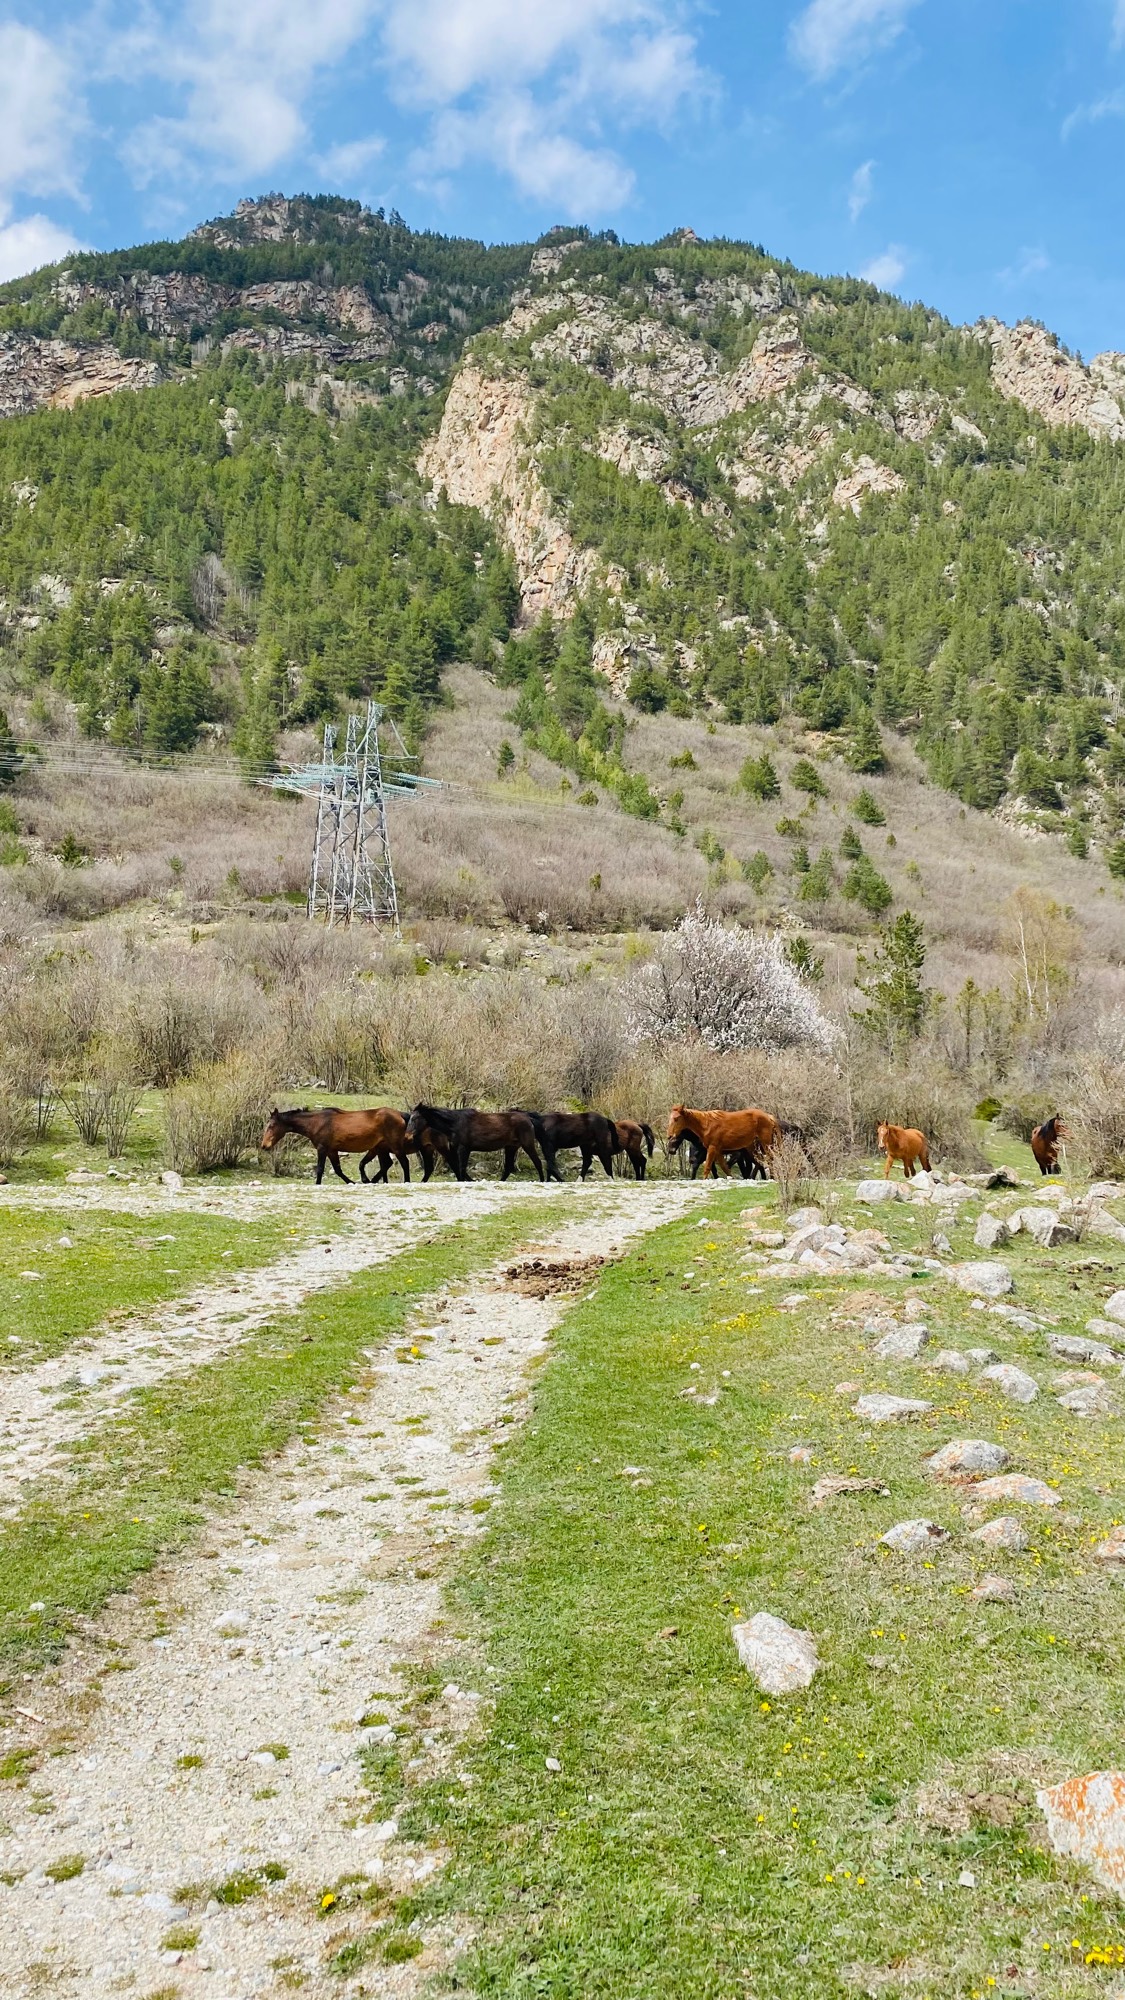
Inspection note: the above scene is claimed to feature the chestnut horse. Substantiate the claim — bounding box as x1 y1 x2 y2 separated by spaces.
1031 1113 1069 1176
259 1106 436 1186
666 1104 781 1179
876 1121 931 1178
612 1118 657 1181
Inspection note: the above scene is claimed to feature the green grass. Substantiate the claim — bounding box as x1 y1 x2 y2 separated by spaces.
0 1204 543 1671
0 1205 310 1366
405 1189 1125 1999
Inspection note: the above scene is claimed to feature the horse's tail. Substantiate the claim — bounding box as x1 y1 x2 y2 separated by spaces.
640 1122 656 1156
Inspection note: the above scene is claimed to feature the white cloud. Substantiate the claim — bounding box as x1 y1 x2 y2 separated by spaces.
790 0 922 79
420 94 635 211
997 245 1049 286
315 135 387 187
0 23 84 202
848 157 874 222
860 243 906 288
1061 88 1125 142
0 210 88 283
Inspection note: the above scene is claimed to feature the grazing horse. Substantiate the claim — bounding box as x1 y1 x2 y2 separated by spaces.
666 1104 782 1180
523 1110 615 1182
405 1104 544 1182
612 1118 658 1181
259 1106 435 1186
1031 1113 1069 1176
876 1121 931 1179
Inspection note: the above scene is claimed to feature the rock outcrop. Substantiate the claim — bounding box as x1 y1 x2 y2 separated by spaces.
831 454 905 514
983 320 1125 441
0 335 162 420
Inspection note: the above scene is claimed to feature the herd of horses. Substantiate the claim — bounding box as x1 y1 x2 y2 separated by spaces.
259 1100 1072 1186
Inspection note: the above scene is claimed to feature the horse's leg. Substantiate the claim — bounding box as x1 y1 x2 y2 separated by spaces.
329 1151 352 1183
358 1149 376 1183
315 1150 327 1186
883 1154 891 1178
525 1141 545 1183
501 1147 515 1181
598 1142 614 1178
703 1146 726 1178
397 1149 411 1183
579 1148 592 1180
544 1144 563 1183
455 1146 470 1182
633 1147 646 1181
375 1150 393 1183
420 1146 434 1183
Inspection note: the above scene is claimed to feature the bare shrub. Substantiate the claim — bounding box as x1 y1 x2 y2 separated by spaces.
0 1074 34 1167
847 1054 989 1172
164 1055 269 1174
995 1097 1043 1143
303 991 388 1093
1067 1059 1125 1179
63 1075 106 1147
768 1131 819 1218
626 905 836 1056
556 985 628 1105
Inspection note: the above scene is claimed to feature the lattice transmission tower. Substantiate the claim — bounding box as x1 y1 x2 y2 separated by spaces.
270 701 437 932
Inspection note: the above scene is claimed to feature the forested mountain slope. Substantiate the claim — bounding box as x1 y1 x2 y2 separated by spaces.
2 195 1125 875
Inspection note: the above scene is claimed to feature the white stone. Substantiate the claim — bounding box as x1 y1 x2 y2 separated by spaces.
160 1170 185 1191
965 1348 999 1366
880 1518 951 1553
1059 1383 1117 1418
853 1393 933 1423
969 1514 1029 1551
971 1574 1017 1603
1087 1318 1125 1348
1049 1332 1119 1368
212 1609 249 1638
953 1261 1013 1298
1089 1183 1123 1204
927 1438 1010 1479
873 1326 930 1361
855 1181 905 1203
974 1214 1010 1251
979 1363 1039 1404
732 1612 819 1693
1015 1207 1075 1249
929 1349 970 1375
1103 1291 1125 1327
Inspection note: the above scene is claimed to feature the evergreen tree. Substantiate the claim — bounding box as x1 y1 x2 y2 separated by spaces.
856 911 929 1047
0 709 22 786
848 706 886 773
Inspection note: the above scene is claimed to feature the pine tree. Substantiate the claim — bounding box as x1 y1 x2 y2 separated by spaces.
855 911 929 1047
0 709 22 787
848 706 886 773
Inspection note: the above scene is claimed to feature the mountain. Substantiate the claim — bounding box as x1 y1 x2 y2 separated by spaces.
3 194 1125 873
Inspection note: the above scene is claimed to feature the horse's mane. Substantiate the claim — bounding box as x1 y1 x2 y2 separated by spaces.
411 1103 462 1131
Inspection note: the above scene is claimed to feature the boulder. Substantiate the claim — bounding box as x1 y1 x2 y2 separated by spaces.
873 1326 930 1361
160 1169 185 1191
1089 1182 1123 1204
908 1170 936 1195
968 1514 1029 1551
1037 1772 1125 1895
1048 1332 1119 1368
982 1166 1020 1189
927 1438 1011 1479
1103 1291 1125 1328
732 1613 819 1694
1014 1206 1075 1249
929 1349 971 1375
1094 1525 1125 1565
880 1518 951 1553
1087 1318 1125 1349
952 1261 1014 1298
972 1474 1061 1508
788 1222 845 1255
978 1363 1039 1404
903 1297 930 1321
965 1347 999 1366
974 1214 1010 1251
863 1315 899 1337
855 1180 906 1203
971 1574 1017 1603
786 1206 823 1230
852 1393 933 1423
1058 1383 1117 1418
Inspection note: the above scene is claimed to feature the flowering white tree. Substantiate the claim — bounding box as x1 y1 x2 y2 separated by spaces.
625 906 837 1056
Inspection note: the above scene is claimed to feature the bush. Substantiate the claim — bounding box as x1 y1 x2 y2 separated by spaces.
798 850 835 903
1069 1059 1125 1178
739 753 780 801
164 1055 268 1174
843 854 893 915
625 904 837 1056
995 1097 1044 1143
790 757 827 799
0 1074 34 1167
848 1055 989 1171
852 788 886 826
741 851 772 890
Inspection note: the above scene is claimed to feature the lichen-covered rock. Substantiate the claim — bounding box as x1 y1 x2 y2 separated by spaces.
927 1438 1010 1479
928 1349 971 1375
971 1574 1018 1603
1037 1771 1125 1894
974 1213 1010 1252
732 1613 819 1693
1102 1291 1125 1328
873 1326 930 1361
1048 1332 1119 1368
1058 1382 1117 1418
972 1474 1061 1508
969 1514 1029 1551
1094 1525 1125 1565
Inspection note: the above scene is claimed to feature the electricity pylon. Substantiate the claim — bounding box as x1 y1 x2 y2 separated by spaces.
307 703 399 929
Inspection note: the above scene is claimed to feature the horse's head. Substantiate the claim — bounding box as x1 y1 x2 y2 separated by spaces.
1054 1114 1072 1140
405 1104 434 1142
259 1108 285 1151
666 1104 688 1144
876 1121 890 1148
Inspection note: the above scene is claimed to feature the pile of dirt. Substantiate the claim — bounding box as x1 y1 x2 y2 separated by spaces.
502 1255 607 1300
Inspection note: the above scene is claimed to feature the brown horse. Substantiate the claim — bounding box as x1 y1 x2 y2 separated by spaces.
259 1106 436 1186
612 1118 657 1181
666 1104 781 1179
523 1110 616 1181
405 1104 544 1182
1031 1113 1069 1176
876 1121 931 1178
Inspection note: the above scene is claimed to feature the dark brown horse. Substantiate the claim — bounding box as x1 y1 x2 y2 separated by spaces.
1031 1113 1069 1176
612 1118 657 1181
405 1104 544 1182
259 1106 436 1186
524 1110 616 1181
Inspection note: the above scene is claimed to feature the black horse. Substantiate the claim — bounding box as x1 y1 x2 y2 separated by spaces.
404 1105 544 1182
521 1110 616 1182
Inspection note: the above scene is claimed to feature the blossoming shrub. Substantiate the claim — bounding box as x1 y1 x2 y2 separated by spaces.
625 905 836 1057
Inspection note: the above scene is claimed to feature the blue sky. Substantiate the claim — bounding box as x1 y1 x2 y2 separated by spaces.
8 0 1125 356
